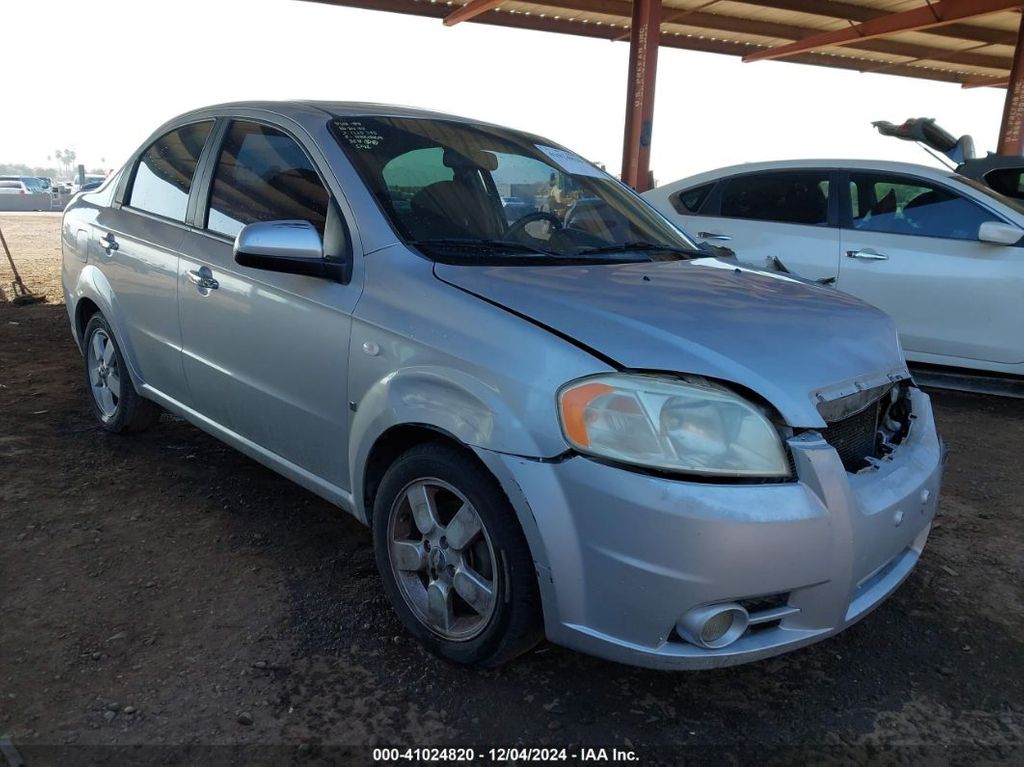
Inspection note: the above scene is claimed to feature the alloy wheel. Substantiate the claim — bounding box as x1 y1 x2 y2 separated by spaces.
87 329 121 420
386 478 498 641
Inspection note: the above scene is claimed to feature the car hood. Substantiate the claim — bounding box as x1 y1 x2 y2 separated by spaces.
434 257 907 427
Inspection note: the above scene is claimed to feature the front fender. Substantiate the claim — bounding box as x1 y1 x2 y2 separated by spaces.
348 365 559 522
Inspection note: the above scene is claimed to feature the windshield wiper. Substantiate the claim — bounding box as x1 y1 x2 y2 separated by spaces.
578 241 702 258
409 237 556 257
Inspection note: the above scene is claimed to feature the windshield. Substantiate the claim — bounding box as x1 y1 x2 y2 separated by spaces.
331 116 697 263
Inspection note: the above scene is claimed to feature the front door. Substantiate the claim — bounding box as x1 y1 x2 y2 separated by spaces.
177 119 358 489
838 171 1024 366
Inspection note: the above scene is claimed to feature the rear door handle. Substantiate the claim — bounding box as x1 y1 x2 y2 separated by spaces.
187 267 219 291
697 231 732 242
99 233 118 251
846 249 888 261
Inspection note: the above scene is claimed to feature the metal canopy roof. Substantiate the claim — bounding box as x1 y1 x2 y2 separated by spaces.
302 0 1021 87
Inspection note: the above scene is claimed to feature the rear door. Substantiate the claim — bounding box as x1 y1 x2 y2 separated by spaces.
177 118 359 488
94 120 214 405
838 170 1023 365
675 170 842 284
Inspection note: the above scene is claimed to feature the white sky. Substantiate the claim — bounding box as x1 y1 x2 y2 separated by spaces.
1 0 1008 183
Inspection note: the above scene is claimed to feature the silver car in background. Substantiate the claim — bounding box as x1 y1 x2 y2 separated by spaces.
61 102 944 669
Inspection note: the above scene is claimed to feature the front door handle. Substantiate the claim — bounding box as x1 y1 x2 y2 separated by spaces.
99 233 118 251
846 249 888 261
187 267 219 291
697 231 732 242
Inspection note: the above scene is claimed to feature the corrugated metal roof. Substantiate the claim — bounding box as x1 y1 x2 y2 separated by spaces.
299 0 1020 87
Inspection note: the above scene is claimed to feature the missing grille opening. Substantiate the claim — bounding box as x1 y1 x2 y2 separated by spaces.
813 383 913 472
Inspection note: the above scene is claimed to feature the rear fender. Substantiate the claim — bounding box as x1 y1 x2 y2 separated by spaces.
69 265 144 390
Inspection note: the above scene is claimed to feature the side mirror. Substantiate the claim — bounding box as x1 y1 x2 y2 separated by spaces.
978 221 1024 246
234 220 347 281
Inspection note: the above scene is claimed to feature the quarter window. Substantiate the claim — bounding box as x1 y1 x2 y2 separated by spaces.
207 121 329 238
720 172 830 226
128 121 213 222
849 173 999 240
671 183 713 214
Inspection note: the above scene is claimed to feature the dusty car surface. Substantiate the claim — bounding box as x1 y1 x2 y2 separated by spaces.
61 101 944 669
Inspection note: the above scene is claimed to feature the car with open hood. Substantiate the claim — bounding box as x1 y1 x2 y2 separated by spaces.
61 102 944 668
873 116 1024 201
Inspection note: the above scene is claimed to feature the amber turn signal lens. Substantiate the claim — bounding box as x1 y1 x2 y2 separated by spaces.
559 382 614 447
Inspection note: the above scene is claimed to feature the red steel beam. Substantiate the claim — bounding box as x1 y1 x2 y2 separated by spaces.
962 76 1010 88
998 13 1024 153
445 0 504 26
621 0 661 191
743 0 1023 64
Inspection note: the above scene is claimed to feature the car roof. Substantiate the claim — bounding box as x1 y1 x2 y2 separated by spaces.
183 99 494 122
655 158 962 192
164 100 527 137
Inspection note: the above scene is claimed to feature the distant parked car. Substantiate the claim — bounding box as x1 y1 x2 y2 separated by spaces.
874 117 1024 202
0 175 46 194
0 179 32 195
37 177 60 201
0 175 50 209
63 102 943 669
645 159 1024 377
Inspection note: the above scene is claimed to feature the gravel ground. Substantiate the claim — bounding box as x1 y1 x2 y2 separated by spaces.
1 214 1022 762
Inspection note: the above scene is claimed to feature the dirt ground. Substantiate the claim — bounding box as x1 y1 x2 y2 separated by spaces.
1 213 1022 761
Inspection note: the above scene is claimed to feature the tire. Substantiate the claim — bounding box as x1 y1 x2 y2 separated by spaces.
372 441 543 667
82 314 161 433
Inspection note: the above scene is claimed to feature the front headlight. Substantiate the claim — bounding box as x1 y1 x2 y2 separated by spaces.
557 373 790 478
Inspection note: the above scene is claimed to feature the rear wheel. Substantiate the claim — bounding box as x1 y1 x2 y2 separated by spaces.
82 314 160 433
372 441 542 666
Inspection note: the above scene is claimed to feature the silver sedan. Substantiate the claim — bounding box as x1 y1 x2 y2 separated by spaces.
61 101 943 668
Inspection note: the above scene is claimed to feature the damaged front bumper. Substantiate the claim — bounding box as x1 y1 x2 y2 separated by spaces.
476 387 944 670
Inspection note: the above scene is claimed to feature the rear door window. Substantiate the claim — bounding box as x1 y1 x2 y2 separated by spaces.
849 172 1000 240
720 172 831 226
206 121 330 238
128 121 213 222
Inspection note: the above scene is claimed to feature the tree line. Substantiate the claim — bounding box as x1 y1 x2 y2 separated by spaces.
1 148 106 180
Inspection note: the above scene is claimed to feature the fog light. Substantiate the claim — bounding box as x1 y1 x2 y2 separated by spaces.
676 603 749 649
700 611 735 644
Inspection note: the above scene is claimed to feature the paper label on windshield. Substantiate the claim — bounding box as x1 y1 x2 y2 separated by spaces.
536 145 607 178
335 120 383 149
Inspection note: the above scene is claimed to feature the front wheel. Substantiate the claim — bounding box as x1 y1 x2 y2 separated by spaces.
82 314 160 433
372 442 542 666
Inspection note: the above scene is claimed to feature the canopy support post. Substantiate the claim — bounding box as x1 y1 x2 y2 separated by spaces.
621 0 661 191
997 12 1024 156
